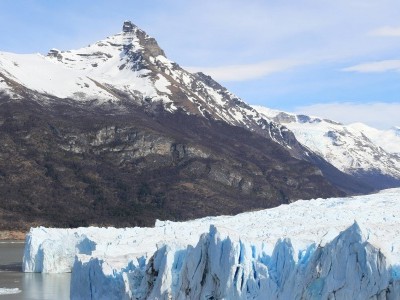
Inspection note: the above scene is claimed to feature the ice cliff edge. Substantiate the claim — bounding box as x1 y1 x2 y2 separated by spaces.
22 188 400 298
70 223 400 299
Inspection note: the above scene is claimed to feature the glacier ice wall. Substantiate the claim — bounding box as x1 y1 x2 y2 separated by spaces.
22 188 400 298
70 223 400 300
23 227 96 273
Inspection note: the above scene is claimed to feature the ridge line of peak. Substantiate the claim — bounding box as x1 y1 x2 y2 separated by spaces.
122 20 137 33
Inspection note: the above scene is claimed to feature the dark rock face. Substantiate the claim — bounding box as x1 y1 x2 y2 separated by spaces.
122 20 165 58
134 29 166 58
0 95 343 230
353 170 400 190
122 21 135 33
274 112 297 124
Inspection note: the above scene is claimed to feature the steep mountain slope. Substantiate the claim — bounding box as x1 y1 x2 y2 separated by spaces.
0 22 268 133
348 123 400 155
254 106 400 189
0 21 315 160
0 21 375 230
0 94 341 230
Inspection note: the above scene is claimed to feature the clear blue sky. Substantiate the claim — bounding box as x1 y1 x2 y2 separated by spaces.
0 0 399 128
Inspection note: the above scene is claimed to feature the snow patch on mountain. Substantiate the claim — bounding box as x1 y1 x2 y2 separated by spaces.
0 78 11 96
0 51 115 100
0 27 177 108
154 75 171 95
349 122 400 155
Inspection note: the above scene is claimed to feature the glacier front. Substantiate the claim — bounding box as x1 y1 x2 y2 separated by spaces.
23 188 400 299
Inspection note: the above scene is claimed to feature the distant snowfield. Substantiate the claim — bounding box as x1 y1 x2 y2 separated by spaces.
349 122 400 154
23 188 400 299
253 105 400 179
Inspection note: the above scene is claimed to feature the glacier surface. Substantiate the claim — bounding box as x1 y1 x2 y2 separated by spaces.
23 188 400 299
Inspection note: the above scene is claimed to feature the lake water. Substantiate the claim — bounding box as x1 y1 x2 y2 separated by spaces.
0 241 70 300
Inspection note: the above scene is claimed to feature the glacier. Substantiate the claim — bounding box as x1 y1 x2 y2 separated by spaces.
23 188 400 299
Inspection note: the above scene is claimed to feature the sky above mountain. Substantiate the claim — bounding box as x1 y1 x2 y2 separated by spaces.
0 0 399 128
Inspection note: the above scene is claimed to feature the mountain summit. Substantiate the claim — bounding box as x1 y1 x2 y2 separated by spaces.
0 21 390 230
122 20 136 32
0 20 316 160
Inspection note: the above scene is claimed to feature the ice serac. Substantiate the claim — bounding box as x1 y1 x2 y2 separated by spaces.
23 227 96 273
175 223 397 299
22 189 400 298
70 224 400 299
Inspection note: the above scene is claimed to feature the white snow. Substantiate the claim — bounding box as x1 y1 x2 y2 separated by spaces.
287 120 400 177
0 30 171 105
0 52 114 100
155 55 174 69
0 288 21 295
254 106 400 178
0 80 11 96
154 75 171 94
22 189 400 298
0 24 280 149
349 122 400 155
251 105 281 119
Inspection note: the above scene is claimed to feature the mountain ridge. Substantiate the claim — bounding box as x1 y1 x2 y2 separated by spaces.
0 21 376 195
253 105 400 189
0 21 306 155
0 20 392 230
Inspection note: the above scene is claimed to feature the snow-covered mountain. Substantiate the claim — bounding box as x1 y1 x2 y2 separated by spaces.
254 106 400 189
0 21 288 148
1 21 384 190
2 22 398 186
348 123 400 155
0 20 397 232
2 21 357 232
23 188 400 299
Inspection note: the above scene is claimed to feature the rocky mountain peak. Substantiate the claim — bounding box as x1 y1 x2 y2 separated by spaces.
47 48 62 60
120 20 165 58
122 20 136 33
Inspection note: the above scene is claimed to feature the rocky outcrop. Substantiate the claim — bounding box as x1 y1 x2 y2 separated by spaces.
122 21 135 33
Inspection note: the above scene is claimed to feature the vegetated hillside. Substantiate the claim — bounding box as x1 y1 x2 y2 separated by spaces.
0 95 342 230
